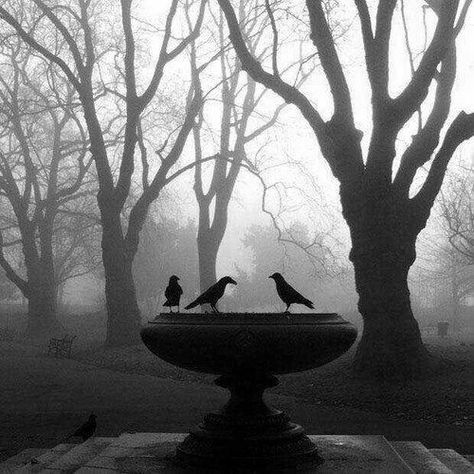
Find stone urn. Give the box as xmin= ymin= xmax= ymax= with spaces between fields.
xmin=141 ymin=312 xmax=357 ymax=472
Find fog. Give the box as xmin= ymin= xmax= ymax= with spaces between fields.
xmin=1 ymin=0 xmax=474 ymax=466
xmin=0 ymin=0 xmax=472 ymax=345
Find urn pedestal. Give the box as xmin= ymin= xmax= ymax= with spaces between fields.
xmin=141 ymin=313 xmax=357 ymax=472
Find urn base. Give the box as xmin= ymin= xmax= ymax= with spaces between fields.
xmin=174 ymin=375 xmax=323 ymax=472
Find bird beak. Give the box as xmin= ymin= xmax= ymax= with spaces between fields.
xmin=231 ymin=279 xmax=237 ymax=285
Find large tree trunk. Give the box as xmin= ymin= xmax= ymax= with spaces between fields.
xmin=351 ymin=250 xmax=431 ymax=378
xmin=197 ymin=230 xmax=219 ymax=312
xmin=25 ymin=275 xmax=61 ymax=339
xmin=102 ymin=217 xmax=141 ymax=346
xmin=197 ymin=234 xmax=218 ymax=294
xmin=343 ymin=190 xmax=432 ymax=378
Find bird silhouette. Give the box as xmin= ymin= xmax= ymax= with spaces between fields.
xmin=185 ymin=276 xmax=237 ymax=313
xmin=66 ymin=413 xmax=97 ymax=442
xmin=269 ymin=272 xmax=314 ymax=314
xmin=28 ymin=413 xmax=97 ymax=463
xmin=163 ymin=275 xmax=183 ymax=312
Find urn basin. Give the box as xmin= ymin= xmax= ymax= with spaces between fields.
xmin=141 ymin=313 xmax=357 ymax=472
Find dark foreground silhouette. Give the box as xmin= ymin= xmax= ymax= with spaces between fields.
xmin=29 ymin=413 xmax=97 ymax=465
xmin=185 ymin=276 xmax=237 ymax=313
xmin=163 ymin=275 xmax=183 ymax=312
xmin=269 ymin=272 xmax=314 ymax=312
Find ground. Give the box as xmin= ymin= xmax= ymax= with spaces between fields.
xmin=75 ymin=335 xmax=474 ymax=428
xmin=0 ymin=335 xmax=472 ymax=463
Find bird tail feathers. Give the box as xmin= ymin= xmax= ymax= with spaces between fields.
xmin=303 ymin=299 xmax=314 ymax=309
xmin=185 ymin=301 xmax=198 ymax=310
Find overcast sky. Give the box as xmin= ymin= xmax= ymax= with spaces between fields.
xmin=65 ymin=1 xmax=474 ymax=302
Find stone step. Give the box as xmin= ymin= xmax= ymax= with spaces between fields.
xmin=75 ymin=433 xmax=185 ymax=473
xmin=7 ymin=436 xmax=473 ymax=473
xmin=75 ymin=433 xmax=415 ymax=473
xmin=390 ymin=441 xmax=453 ymax=474
xmin=0 ymin=449 xmax=48 ymax=473
xmin=12 ymin=444 xmax=76 ymax=473
xmin=37 ymin=437 xmax=115 ymax=473
xmin=430 ymin=449 xmax=474 ymax=474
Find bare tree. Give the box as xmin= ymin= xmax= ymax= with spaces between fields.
xmin=414 ymin=236 xmax=474 ymax=331
xmin=133 ymin=216 xmax=198 ymax=317
xmin=217 ymin=0 xmax=474 ymax=377
xmin=0 ymin=0 xmax=206 ymax=345
xmin=192 ymin=0 xmax=320 ymax=299
xmin=439 ymin=163 xmax=474 ymax=264
xmin=0 ymin=37 xmax=95 ymax=337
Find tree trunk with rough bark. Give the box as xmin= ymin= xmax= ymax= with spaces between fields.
xmin=197 ymin=231 xmax=219 ymax=294
xmin=214 ymin=0 xmax=474 ymax=379
xmin=25 ymin=273 xmax=61 ymax=339
xmin=351 ymin=250 xmax=431 ymax=377
xmin=101 ymin=215 xmax=141 ymax=346
xmin=343 ymin=190 xmax=432 ymax=377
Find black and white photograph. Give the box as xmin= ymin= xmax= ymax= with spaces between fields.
xmin=0 ymin=1 xmax=472 ymax=472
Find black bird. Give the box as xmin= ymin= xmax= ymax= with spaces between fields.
xmin=28 ymin=413 xmax=97 ymax=464
xmin=163 ymin=275 xmax=183 ymax=312
xmin=185 ymin=276 xmax=237 ymax=313
xmin=269 ymin=272 xmax=314 ymax=313
xmin=67 ymin=413 xmax=97 ymax=442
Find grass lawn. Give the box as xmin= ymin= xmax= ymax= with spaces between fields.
xmin=0 ymin=334 xmax=472 ymax=463
xmin=75 ymin=335 xmax=474 ymax=429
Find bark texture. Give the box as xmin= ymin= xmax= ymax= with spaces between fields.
xmin=341 ymin=186 xmax=432 ymax=377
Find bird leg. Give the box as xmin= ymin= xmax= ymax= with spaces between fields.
xmin=211 ymin=304 xmax=219 ymax=314
xmin=284 ymin=304 xmax=291 ymax=321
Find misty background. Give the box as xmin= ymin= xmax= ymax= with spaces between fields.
xmin=0 ymin=0 xmax=472 ymax=346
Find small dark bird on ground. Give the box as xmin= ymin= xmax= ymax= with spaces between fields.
xmin=28 ymin=413 xmax=97 ymax=464
xmin=185 ymin=276 xmax=237 ymax=313
xmin=269 ymin=272 xmax=314 ymax=314
xmin=163 ymin=275 xmax=183 ymax=312
xmin=66 ymin=413 xmax=97 ymax=442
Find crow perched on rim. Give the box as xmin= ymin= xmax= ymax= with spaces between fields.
xmin=185 ymin=276 xmax=237 ymax=313
xmin=269 ymin=272 xmax=314 ymax=313
xmin=67 ymin=413 xmax=97 ymax=442
xmin=163 ymin=275 xmax=183 ymax=312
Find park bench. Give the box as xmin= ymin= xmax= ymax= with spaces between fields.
xmin=47 ymin=334 xmax=76 ymax=358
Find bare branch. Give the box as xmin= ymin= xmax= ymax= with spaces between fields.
xmin=393 ymin=1 xmax=459 ymax=124
xmin=264 ymin=0 xmax=279 ymax=77
xmin=0 ymin=7 xmax=81 ymax=90
xmin=414 ymin=111 xmax=474 ymax=213
xmin=306 ymin=0 xmax=354 ymax=125
xmin=394 ymin=45 xmax=457 ymax=195
xmin=0 ymin=231 xmax=29 ymax=296
xmin=400 ymin=0 xmax=422 ymax=132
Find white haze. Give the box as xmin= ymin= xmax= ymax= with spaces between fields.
xmin=64 ymin=1 xmax=474 ymax=315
